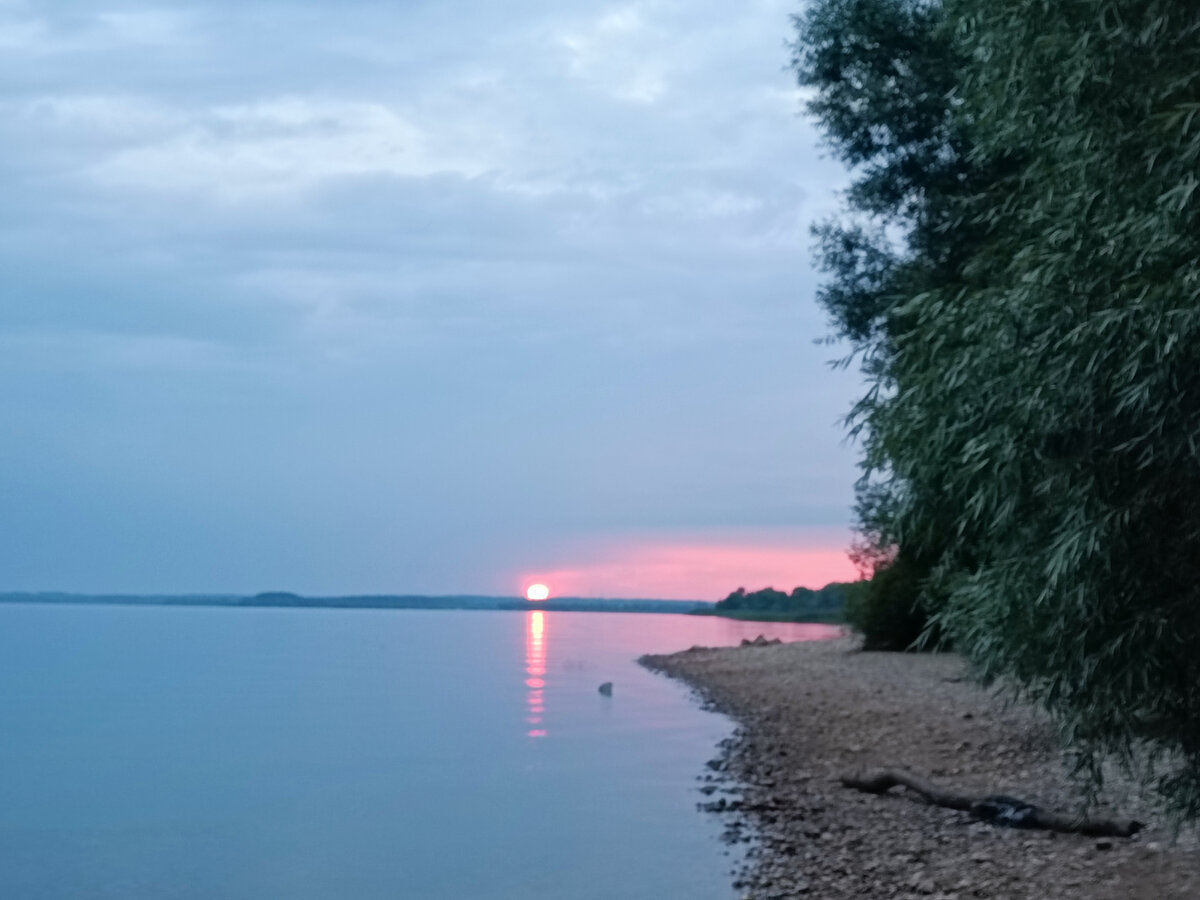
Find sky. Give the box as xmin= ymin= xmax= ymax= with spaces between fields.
xmin=0 ymin=0 xmax=863 ymax=599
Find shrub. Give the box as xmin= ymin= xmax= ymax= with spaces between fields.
xmin=844 ymin=554 xmax=931 ymax=651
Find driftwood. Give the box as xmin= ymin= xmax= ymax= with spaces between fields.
xmin=841 ymin=769 xmax=1142 ymax=838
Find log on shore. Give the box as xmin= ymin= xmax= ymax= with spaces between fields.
xmin=841 ymin=769 xmax=1142 ymax=838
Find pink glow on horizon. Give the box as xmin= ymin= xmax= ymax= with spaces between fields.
xmin=520 ymin=535 xmax=858 ymax=601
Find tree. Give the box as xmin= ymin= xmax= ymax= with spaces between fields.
xmin=911 ymin=0 xmax=1200 ymax=819
xmin=792 ymin=0 xmax=974 ymax=346
xmin=719 ymin=587 xmax=748 ymax=610
xmin=792 ymin=0 xmax=985 ymax=646
xmin=799 ymin=0 xmax=1200 ymax=818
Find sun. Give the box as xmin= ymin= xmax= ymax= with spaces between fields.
xmin=526 ymin=583 xmax=550 ymax=602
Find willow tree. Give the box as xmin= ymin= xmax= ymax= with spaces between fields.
xmin=792 ymin=0 xmax=986 ymax=647
xmin=817 ymin=0 xmax=1200 ymax=817
xmin=943 ymin=0 xmax=1200 ymax=817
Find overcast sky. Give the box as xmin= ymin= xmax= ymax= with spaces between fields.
xmin=0 ymin=0 xmax=862 ymax=599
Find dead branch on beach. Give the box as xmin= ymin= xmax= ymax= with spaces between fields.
xmin=841 ymin=769 xmax=1143 ymax=838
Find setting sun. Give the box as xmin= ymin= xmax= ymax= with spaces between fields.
xmin=526 ymin=583 xmax=550 ymax=602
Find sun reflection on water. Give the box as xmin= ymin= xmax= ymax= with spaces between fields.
xmin=525 ymin=610 xmax=547 ymax=738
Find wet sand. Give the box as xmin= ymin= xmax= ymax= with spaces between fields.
xmin=641 ymin=638 xmax=1200 ymax=900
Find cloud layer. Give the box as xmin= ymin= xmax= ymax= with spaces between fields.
xmin=0 ymin=0 xmax=860 ymax=597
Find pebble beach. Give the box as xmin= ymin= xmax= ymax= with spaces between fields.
xmin=640 ymin=638 xmax=1200 ymax=900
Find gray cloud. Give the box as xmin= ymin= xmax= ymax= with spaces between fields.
xmin=0 ymin=0 xmax=861 ymax=595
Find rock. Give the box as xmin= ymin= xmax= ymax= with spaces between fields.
xmin=598 ymin=682 xmax=613 ymax=696
xmin=740 ymin=634 xmax=783 ymax=647
xmin=1095 ymin=839 xmax=1114 ymax=851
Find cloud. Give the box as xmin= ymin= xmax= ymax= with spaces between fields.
xmin=0 ymin=16 xmax=47 ymax=51
xmin=17 ymin=94 xmax=181 ymax=136
xmin=89 ymin=97 xmax=494 ymax=200
xmin=0 ymin=330 xmax=245 ymax=375
xmin=0 ymin=0 xmax=863 ymax=594
xmin=0 ymin=6 xmax=197 ymax=56
xmin=556 ymin=6 xmax=669 ymax=104
xmin=93 ymin=9 xmax=195 ymax=46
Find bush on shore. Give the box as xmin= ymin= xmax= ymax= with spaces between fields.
xmin=844 ymin=555 xmax=935 ymax=651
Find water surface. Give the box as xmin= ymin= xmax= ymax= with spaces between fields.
xmin=0 ymin=605 xmax=838 ymax=899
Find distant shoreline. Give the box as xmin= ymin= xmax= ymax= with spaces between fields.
xmin=0 ymin=592 xmax=849 ymax=623
xmin=0 ymin=591 xmax=713 ymax=615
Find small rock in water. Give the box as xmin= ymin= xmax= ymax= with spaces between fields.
xmin=598 ymin=682 xmax=613 ymax=696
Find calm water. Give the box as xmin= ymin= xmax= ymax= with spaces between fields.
xmin=0 ymin=605 xmax=839 ymax=899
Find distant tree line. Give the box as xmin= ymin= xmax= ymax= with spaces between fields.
xmin=794 ymin=0 xmax=1200 ymax=819
xmin=715 ymin=582 xmax=864 ymax=621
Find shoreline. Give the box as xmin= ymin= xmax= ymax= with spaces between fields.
xmin=641 ymin=638 xmax=1200 ymax=899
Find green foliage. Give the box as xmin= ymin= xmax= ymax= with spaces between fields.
xmin=715 ymin=582 xmax=860 ymax=621
xmin=794 ymin=0 xmax=986 ymax=648
xmin=799 ymin=0 xmax=1200 ymax=818
xmin=843 ymin=554 xmax=930 ymax=650
xmin=792 ymin=0 xmax=978 ymax=345
xmin=927 ymin=0 xmax=1200 ymax=821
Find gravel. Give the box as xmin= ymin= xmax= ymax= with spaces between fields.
xmin=640 ymin=637 xmax=1200 ymax=900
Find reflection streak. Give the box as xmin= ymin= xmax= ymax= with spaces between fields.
xmin=524 ymin=610 xmax=548 ymax=738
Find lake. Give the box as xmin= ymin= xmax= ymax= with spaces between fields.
xmin=0 ymin=604 xmax=839 ymax=899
